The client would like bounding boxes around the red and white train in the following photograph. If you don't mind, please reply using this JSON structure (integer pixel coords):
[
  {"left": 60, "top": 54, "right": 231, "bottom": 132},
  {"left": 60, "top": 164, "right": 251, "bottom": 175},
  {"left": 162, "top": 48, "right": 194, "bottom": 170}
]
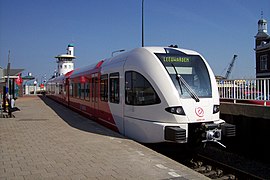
[{"left": 46, "top": 47, "right": 235, "bottom": 147}]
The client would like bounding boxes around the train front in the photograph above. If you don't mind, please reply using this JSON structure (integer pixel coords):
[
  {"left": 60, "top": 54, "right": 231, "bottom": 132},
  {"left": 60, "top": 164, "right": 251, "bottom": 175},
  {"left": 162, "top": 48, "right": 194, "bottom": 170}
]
[
  {"left": 155, "top": 48, "right": 236, "bottom": 147},
  {"left": 125, "top": 47, "right": 235, "bottom": 147}
]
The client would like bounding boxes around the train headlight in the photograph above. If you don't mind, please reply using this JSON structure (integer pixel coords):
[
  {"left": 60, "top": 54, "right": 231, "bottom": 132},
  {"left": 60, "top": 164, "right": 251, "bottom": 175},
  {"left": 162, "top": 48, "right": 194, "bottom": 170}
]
[
  {"left": 165, "top": 106, "right": 185, "bottom": 115},
  {"left": 213, "top": 105, "right": 220, "bottom": 114}
]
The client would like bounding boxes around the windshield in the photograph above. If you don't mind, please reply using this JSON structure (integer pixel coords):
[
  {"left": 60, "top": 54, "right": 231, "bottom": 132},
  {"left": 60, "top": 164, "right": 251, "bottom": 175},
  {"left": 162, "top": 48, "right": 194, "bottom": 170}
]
[{"left": 156, "top": 50, "right": 212, "bottom": 98}]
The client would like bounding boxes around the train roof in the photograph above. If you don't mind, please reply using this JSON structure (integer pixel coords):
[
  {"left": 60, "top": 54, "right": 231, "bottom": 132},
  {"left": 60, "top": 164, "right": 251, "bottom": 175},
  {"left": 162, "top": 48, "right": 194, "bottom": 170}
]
[
  {"left": 69, "top": 60, "right": 105, "bottom": 78},
  {"left": 53, "top": 46, "right": 202, "bottom": 80},
  {"left": 140, "top": 46, "right": 201, "bottom": 56}
]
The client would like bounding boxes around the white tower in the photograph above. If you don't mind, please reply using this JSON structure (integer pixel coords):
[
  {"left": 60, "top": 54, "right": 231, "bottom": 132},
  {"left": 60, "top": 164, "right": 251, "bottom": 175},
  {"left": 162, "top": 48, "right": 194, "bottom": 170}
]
[
  {"left": 67, "top": 44, "right": 75, "bottom": 56},
  {"left": 257, "top": 11, "right": 268, "bottom": 34},
  {"left": 55, "top": 44, "right": 76, "bottom": 76},
  {"left": 258, "top": 18, "right": 267, "bottom": 33}
]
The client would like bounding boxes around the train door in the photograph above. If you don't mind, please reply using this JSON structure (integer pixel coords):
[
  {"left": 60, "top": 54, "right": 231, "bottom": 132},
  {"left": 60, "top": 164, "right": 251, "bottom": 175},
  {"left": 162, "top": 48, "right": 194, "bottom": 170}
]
[
  {"left": 123, "top": 70, "right": 162, "bottom": 142},
  {"left": 108, "top": 72, "right": 124, "bottom": 133}
]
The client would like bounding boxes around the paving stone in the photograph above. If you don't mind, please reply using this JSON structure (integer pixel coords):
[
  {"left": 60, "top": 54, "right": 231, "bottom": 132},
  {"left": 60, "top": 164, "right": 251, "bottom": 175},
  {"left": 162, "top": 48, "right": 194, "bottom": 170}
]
[{"left": 0, "top": 96, "right": 209, "bottom": 180}]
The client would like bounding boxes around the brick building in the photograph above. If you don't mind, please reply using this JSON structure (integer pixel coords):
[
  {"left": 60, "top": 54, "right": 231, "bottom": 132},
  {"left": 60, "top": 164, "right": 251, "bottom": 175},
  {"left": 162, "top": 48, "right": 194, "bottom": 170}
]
[{"left": 255, "top": 16, "right": 270, "bottom": 78}]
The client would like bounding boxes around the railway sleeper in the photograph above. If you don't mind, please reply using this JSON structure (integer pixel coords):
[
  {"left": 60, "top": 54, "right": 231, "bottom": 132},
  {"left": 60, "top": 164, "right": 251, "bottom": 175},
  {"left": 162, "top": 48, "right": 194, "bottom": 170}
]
[
  {"left": 204, "top": 170, "right": 220, "bottom": 178},
  {"left": 193, "top": 166, "right": 207, "bottom": 173},
  {"left": 189, "top": 160, "right": 203, "bottom": 168},
  {"left": 215, "top": 174, "right": 236, "bottom": 180}
]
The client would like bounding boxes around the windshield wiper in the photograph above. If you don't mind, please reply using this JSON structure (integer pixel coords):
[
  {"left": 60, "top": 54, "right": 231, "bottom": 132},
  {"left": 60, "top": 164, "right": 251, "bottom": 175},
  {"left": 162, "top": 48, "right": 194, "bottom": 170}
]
[{"left": 171, "top": 63, "right": 200, "bottom": 102}]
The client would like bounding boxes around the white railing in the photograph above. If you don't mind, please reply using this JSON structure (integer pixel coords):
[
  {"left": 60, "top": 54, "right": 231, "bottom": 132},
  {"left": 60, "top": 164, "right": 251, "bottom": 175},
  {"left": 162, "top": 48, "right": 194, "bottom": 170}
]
[{"left": 217, "top": 78, "right": 270, "bottom": 106}]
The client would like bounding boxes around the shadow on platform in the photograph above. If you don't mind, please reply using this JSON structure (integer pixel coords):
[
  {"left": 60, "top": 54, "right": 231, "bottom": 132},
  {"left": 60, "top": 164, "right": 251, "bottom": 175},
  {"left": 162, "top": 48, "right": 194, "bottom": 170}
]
[{"left": 38, "top": 96, "right": 126, "bottom": 140}]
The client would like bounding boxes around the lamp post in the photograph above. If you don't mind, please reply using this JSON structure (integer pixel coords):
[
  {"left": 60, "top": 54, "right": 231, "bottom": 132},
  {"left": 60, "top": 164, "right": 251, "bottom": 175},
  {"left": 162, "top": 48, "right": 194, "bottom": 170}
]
[
  {"left": 6, "top": 51, "right": 10, "bottom": 95},
  {"left": 33, "top": 80, "right": 37, "bottom": 95},
  {"left": 142, "top": 0, "right": 144, "bottom": 47},
  {"left": 111, "top": 49, "right": 125, "bottom": 57}
]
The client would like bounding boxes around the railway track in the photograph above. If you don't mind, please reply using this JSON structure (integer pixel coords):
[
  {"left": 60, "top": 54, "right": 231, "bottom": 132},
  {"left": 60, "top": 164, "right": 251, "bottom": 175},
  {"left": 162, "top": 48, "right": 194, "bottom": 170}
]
[
  {"left": 188, "top": 153, "right": 265, "bottom": 179},
  {"left": 145, "top": 143, "right": 269, "bottom": 180}
]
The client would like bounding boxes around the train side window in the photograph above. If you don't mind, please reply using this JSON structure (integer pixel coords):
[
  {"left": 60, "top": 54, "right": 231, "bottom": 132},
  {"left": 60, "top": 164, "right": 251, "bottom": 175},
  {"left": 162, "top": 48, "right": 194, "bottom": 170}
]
[
  {"left": 69, "top": 83, "right": 73, "bottom": 97},
  {"left": 74, "top": 83, "right": 78, "bottom": 98},
  {"left": 125, "top": 71, "right": 161, "bottom": 105},
  {"left": 51, "top": 83, "right": 56, "bottom": 94},
  {"left": 92, "top": 74, "right": 98, "bottom": 102},
  {"left": 109, "top": 72, "right": 120, "bottom": 104},
  {"left": 92, "top": 77, "right": 95, "bottom": 102},
  {"left": 55, "top": 83, "right": 59, "bottom": 94},
  {"left": 81, "top": 83, "right": 85, "bottom": 100},
  {"left": 100, "top": 74, "right": 108, "bottom": 102},
  {"left": 95, "top": 77, "right": 98, "bottom": 102},
  {"left": 59, "top": 84, "right": 63, "bottom": 94},
  {"left": 85, "top": 82, "right": 90, "bottom": 101},
  {"left": 77, "top": 83, "right": 81, "bottom": 99}
]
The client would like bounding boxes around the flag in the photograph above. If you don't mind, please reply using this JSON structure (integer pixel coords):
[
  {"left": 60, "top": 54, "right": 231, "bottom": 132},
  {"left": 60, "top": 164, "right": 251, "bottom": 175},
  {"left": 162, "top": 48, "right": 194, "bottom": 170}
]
[{"left": 16, "top": 73, "right": 23, "bottom": 85}]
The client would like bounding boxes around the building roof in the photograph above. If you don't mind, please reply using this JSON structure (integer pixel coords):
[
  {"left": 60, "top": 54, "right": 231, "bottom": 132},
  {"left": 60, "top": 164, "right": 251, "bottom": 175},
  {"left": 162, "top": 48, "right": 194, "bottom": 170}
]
[
  {"left": 3, "top": 69, "right": 24, "bottom": 76},
  {"left": 22, "top": 75, "right": 35, "bottom": 80},
  {"left": 256, "top": 31, "right": 270, "bottom": 38}
]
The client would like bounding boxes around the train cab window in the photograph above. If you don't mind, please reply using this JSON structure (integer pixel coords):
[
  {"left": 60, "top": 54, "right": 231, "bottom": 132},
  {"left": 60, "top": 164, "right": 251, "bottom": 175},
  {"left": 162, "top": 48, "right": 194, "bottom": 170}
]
[
  {"left": 125, "top": 71, "right": 161, "bottom": 105},
  {"left": 109, "top": 73, "right": 120, "bottom": 104},
  {"left": 156, "top": 51, "right": 212, "bottom": 98},
  {"left": 100, "top": 74, "right": 108, "bottom": 102}
]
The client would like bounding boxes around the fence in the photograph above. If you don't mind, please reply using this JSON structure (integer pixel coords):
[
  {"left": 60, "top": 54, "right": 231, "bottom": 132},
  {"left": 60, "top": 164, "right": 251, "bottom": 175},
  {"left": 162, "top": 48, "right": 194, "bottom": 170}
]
[{"left": 217, "top": 78, "right": 270, "bottom": 106}]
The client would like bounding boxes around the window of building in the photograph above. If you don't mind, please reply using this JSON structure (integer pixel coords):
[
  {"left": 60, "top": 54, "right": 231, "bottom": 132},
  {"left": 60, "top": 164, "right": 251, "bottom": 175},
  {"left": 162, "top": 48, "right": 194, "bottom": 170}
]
[
  {"left": 260, "top": 55, "right": 268, "bottom": 70},
  {"left": 109, "top": 73, "right": 120, "bottom": 103},
  {"left": 100, "top": 74, "right": 108, "bottom": 102},
  {"left": 125, "top": 71, "right": 161, "bottom": 105}
]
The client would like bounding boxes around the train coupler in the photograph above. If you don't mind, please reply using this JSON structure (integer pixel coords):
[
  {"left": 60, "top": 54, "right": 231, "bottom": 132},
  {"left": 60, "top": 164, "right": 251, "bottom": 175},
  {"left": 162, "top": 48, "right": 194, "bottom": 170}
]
[{"left": 201, "top": 123, "right": 226, "bottom": 148}]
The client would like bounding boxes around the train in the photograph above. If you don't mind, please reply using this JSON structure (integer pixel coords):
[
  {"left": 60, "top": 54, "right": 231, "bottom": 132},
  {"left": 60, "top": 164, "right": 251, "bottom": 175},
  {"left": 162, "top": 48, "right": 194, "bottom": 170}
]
[{"left": 46, "top": 46, "right": 236, "bottom": 147}]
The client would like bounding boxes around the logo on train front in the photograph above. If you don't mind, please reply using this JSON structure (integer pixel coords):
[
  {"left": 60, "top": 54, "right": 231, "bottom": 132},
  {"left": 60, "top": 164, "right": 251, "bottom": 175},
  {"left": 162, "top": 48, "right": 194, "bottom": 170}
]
[{"left": 195, "top": 107, "right": 204, "bottom": 117}]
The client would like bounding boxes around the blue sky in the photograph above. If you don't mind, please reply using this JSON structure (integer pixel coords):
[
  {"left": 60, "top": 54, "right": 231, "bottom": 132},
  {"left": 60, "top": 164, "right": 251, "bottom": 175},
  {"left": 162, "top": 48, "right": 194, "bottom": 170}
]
[{"left": 0, "top": 0, "right": 269, "bottom": 82}]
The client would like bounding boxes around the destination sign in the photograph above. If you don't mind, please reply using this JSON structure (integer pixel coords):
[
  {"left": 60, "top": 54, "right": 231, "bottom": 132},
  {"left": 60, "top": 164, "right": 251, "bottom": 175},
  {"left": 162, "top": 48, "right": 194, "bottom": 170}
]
[{"left": 162, "top": 57, "right": 190, "bottom": 63}]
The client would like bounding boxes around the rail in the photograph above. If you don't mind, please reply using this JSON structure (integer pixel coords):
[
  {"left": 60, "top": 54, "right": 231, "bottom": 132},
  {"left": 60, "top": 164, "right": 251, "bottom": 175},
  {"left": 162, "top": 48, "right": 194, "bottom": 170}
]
[{"left": 217, "top": 78, "right": 270, "bottom": 106}]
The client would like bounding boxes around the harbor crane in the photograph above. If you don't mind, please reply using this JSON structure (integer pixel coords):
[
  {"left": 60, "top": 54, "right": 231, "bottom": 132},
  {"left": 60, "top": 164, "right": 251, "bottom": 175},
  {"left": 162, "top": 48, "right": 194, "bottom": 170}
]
[{"left": 224, "top": 55, "right": 237, "bottom": 79}]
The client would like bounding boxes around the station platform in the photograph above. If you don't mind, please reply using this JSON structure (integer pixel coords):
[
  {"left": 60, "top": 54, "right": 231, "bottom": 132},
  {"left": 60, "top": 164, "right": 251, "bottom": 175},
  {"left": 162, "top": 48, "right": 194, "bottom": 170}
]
[{"left": 0, "top": 96, "right": 209, "bottom": 180}]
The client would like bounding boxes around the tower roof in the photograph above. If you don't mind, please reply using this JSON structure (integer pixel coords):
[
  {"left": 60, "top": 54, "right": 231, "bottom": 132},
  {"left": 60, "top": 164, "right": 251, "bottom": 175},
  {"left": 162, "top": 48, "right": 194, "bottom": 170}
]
[
  {"left": 68, "top": 43, "right": 74, "bottom": 47},
  {"left": 258, "top": 19, "right": 267, "bottom": 24},
  {"left": 55, "top": 54, "right": 76, "bottom": 58}
]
